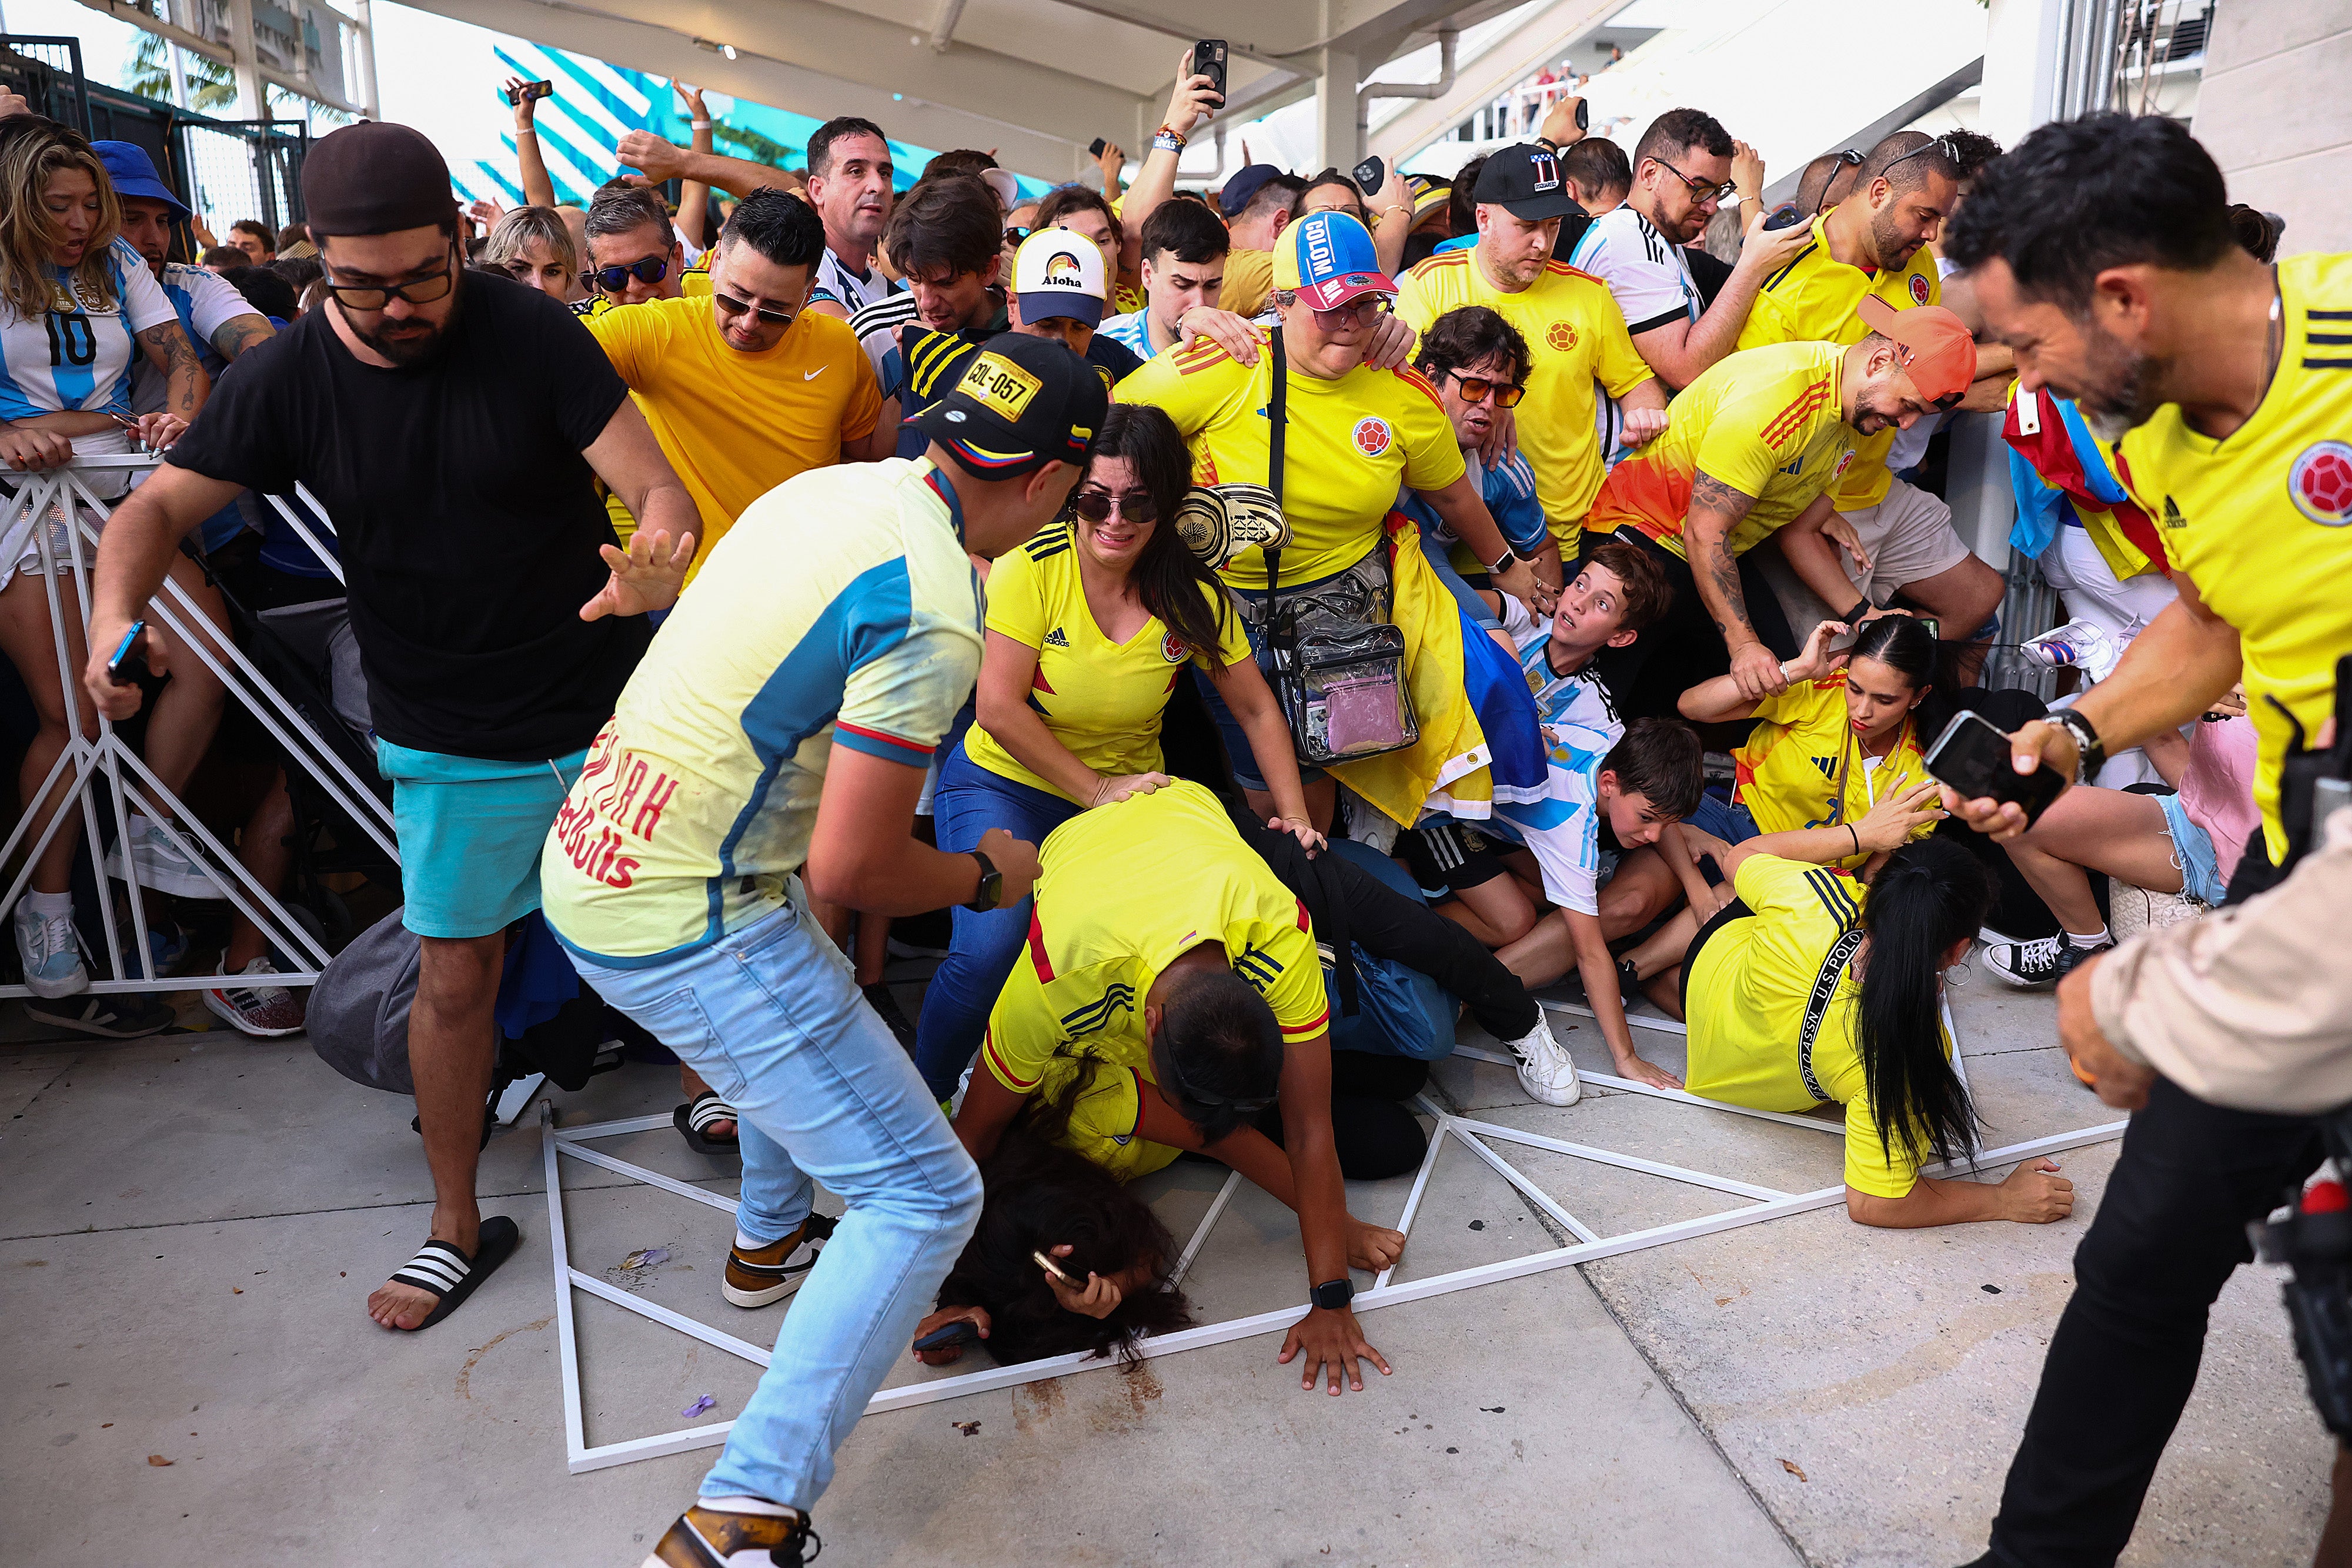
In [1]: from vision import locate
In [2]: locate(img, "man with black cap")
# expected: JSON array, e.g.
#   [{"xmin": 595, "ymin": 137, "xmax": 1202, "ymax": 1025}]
[
  {"xmin": 1395, "ymin": 142, "xmax": 1667, "ymax": 564},
  {"xmin": 1216, "ymin": 163, "xmax": 1308, "ymax": 317},
  {"xmin": 83, "ymin": 121, "xmax": 701, "ymax": 1336},
  {"xmin": 539, "ymin": 332, "xmax": 1105, "ymax": 1568}
]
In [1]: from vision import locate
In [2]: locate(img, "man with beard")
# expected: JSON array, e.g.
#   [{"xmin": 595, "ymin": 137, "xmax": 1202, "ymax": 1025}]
[
  {"xmin": 81, "ymin": 121, "xmax": 700, "ymax": 1336},
  {"xmin": 1939, "ymin": 112, "xmax": 2352, "ymax": 1568},
  {"xmin": 1568, "ymin": 108, "xmax": 1812, "ymax": 390},
  {"xmin": 1738, "ymin": 131, "xmax": 2006, "ymax": 678}
]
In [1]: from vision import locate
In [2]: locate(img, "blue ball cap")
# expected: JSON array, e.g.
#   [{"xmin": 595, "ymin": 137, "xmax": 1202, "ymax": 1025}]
[
  {"xmin": 1274, "ymin": 209, "xmax": 1395, "ymax": 310},
  {"xmin": 91, "ymin": 141, "xmax": 192, "ymax": 222}
]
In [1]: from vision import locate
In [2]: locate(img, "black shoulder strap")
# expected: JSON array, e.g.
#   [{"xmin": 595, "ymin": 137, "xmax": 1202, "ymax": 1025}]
[{"xmin": 1266, "ymin": 325, "xmax": 1288, "ymax": 640}]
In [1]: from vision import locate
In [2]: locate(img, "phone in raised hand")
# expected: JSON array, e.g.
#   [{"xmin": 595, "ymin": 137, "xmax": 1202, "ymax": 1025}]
[
  {"xmin": 506, "ymin": 78, "xmax": 553, "ymax": 106},
  {"xmin": 1352, "ymin": 156, "xmax": 1385, "ymax": 198},
  {"xmin": 1191, "ymin": 40, "xmax": 1227, "ymax": 102}
]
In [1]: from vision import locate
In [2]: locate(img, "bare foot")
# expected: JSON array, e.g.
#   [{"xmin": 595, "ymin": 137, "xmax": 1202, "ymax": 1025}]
[{"xmin": 368, "ymin": 1209, "xmax": 478, "ymax": 1330}]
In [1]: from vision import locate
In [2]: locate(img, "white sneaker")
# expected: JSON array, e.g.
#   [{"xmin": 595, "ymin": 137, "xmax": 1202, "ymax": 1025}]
[
  {"xmin": 103, "ymin": 816, "xmax": 220, "ymax": 900},
  {"xmin": 12, "ymin": 899, "xmax": 88, "ymax": 999},
  {"xmin": 1503, "ymin": 1012, "xmax": 1581, "ymax": 1106}
]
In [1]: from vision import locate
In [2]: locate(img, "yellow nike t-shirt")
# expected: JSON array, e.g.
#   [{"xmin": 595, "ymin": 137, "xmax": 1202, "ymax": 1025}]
[
  {"xmin": 2115, "ymin": 250, "xmax": 2352, "ymax": 864},
  {"xmin": 1394, "ymin": 250, "xmax": 1656, "ymax": 555},
  {"xmin": 1735, "ymin": 210, "xmax": 1940, "ymax": 510},
  {"xmin": 1732, "ymin": 671, "xmax": 1932, "ymax": 871},
  {"xmin": 962, "ymin": 520, "xmax": 1251, "ymax": 802},
  {"xmin": 1684, "ymin": 854, "xmax": 1942, "ymax": 1198},
  {"xmin": 586, "ymin": 295, "xmax": 882, "ymax": 577},
  {"xmin": 982, "ymin": 781, "xmax": 1329, "ymax": 1109},
  {"xmin": 1120, "ymin": 330, "xmax": 1464, "ymax": 589},
  {"xmin": 1587, "ymin": 341, "xmax": 1855, "ymax": 560}
]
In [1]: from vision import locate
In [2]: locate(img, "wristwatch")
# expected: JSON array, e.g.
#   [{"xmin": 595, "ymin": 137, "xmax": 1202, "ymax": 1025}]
[
  {"xmin": 1488, "ymin": 548, "xmax": 1518, "ymax": 577},
  {"xmin": 964, "ymin": 850, "xmax": 1003, "ymax": 912},
  {"xmin": 2045, "ymin": 707, "xmax": 2106, "ymax": 783},
  {"xmin": 1309, "ymin": 1277, "xmax": 1355, "ymax": 1311}
]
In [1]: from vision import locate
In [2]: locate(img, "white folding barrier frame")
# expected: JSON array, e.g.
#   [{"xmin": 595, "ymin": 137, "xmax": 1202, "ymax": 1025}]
[
  {"xmin": 537, "ymin": 1052, "xmax": 2128, "ymax": 1474},
  {"xmin": 0, "ymin": 458, "xmax": 393, "ymax": 997}
]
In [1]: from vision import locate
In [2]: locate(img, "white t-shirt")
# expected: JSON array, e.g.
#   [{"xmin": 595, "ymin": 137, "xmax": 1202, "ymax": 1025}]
[
  {"xmin": 1568, "ymin": 206, "xmax": 1701, "ymax": 338},
  {"xmin": 813, "ymin": 246, "xmax": 898, "ymax": 316},
  {"xmin": 133, "ymin": 260, "xmax": 253, "ymax": 413}
]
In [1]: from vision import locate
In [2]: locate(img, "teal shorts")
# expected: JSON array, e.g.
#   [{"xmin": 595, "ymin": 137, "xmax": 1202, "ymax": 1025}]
[{"xmin": 378, "ymin": 739, "xmax": 588, "ymax": 940}]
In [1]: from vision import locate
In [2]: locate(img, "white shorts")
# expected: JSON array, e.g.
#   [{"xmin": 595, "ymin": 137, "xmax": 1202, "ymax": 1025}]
[
  {"xmin": 1835, "ymin": 479, "xmax": 1975, "ymax": 603},
  {"xmin": 2038, "ymin": 522, "xmax": 2177, "ymax": 644}
]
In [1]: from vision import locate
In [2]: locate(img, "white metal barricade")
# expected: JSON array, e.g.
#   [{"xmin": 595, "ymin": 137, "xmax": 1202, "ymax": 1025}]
[{"xmin": 0, "ymin": 456, "xmax": 397, "ymax": 998}]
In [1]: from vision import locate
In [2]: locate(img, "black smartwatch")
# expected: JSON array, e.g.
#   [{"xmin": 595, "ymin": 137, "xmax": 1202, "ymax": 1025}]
[
  {"xmin": 1309, "ymin": 1277, "xmax": 1355, "ymax": 1311},
  {"xmin": 1842, "ymin": 597, "xmax": 1874, "ymax": 626},
  {"xmin": 964, "ymin": 850, "xmax": 1003, "ymax": 912},
  {"xmin": 2045, "ymin": 707, "xmax": 2106, "ymax": 784}
]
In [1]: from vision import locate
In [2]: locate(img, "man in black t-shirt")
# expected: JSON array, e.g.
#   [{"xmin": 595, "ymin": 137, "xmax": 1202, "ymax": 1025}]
[{"xmin": 83, "ymin": 122, "xmax": 700, "ymax": 1336}]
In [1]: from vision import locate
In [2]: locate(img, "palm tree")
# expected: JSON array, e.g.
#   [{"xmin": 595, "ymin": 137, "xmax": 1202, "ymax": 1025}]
[{"xmin": 126, "ymin": 31, "xmax": 238, "ymax": 113}]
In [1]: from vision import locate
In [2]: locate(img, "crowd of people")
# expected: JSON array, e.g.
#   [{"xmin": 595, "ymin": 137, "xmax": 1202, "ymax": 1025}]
[{"xmin": 0, "ymin": 54, "xmax": 2339, "ymax": 1568}]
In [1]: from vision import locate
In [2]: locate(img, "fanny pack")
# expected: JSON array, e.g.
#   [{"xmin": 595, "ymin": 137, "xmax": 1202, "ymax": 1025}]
[{"xmin": 1262, "ymin": 326, "xmax": 1418, "ymax": 768}]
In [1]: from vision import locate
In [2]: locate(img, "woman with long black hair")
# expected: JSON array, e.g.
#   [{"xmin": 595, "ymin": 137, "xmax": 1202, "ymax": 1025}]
[
  {"xmin": 911, "ymin": 403, "xmax": 1321, "ymax": 1104},
  {"xmin": 1668, "ymin": 834, "xmax": 2077, "ymax": 1227}
]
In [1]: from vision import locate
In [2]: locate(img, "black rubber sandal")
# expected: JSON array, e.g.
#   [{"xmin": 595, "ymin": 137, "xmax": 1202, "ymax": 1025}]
[
  {"xmin": 386, "ymin": 1215, "xmax": 520, "ymax": 1332},
  {"xmin": 674, "ymin": 1091, "xmax": 741, "ymax": 1154}
]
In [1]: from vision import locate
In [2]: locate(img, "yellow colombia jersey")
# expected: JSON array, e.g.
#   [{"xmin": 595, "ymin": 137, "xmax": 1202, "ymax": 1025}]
[
  {"xmin": 585, "ymin": 295, "xmax": 882, "ymax": 579},
  {"xmin": 1588, "ymin": 341, "xmax": 1856, "ymax": 560},
  {"xmin": 1393, "ymin": 250, "xmax": 1655, "ymax": 554},
  {"xmin": 1030, "ymin": 1056, "xmax": 1185, "ymax": 1182},
  {"xmin": 1120, "ymin": 330, "xmax": 1464, "ymax": 589},
  {"xmin": 2116, "ymin": 250, "xmax": 2352, "ymax": 863},
  {"xmin": 981, "ymin": 781, "xmax": 1330, "ymax": 1113},
  {"xmin": 962, "ymin": 520, "xmax": 1252, "ymax": 802},
  {"xmin": 1735, "ymin": 209, "xmax": 1939, "ymax": 510},
  {"xmin": 1683, "ymin": 854, "xmax": 1943, "ymax": 1198},
  {"xmin": 1218, "ymin": 248, "xmax": 1274, "ymax": 317},
  {"xmin": 1732, "ymin": 670, "xmax": 1932, "ymax": 871}
]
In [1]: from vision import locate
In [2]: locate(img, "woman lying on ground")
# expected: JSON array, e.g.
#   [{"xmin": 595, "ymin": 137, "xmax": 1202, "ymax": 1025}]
[{"xmin": 1624, "ymin": 833, "xmax": 2075, "ymax": 1229}]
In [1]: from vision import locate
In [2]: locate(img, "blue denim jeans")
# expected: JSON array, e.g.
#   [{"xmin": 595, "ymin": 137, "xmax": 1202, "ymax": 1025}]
[
  {"xmin": 1688, "ymin": 786, "xmax": 1759, "ymax": 848},
  {"xmin": 570, "ymin": 902, "xmax": 982, "ymax": 1511},
  {"xmin": 913, "ymin": 743, "xmax": 1083, "ymax": 1100}
]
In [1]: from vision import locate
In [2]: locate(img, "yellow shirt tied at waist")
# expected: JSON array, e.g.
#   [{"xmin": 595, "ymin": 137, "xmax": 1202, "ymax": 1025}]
[
  {"xmin": 1588, "ymin": 341, "xmax": 1856, "ymax": 560},
  {"xmin": 981, "ymin": 781, "xmax": 1330, "ymax": 1120},
  {"xmin": 961, "ymin": 519, "xmax": 1251, "ymax": 803},
  {"xmin": 2114, "ymin": 250, "xmax": 2352, "ymax": 864},
  {"xmin": 1393, "ymin": 250, "xmax": 1656, "ymax": 555},
  {"xmin": 1684, "ymin": 854, "xmax": 1943, "ymax": 1198},
  {"xmin": 1733, "ymin": 670, "xmax": 1932, "ymax": 871},
  {"xmin": 1120, "ymin": 329, "xmax": 1464, "ymax": 589},
  {"xmin": 1735, "ymin": 210, "xmax": 1939, "ymax": 510},
  {"xmin": 584, "ymin": 295, "xmax": 883, "ymax": 577}
]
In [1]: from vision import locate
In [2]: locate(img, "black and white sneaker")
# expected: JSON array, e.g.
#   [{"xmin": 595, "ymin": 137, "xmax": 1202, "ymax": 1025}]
[
  {"xmin": 24, "ymin": 991, "xmax": 175, "ymax": 1038},
  {"xmin": 1983, "ymin": 934, "xmax": 2110, "ymax": 989}
]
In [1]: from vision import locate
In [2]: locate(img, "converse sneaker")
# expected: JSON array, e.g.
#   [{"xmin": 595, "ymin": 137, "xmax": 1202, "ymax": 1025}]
[
  {"xmin": 12, "ymin": 898, "xmax": 86, "ymax": 998},
  {"xmin": 203, "ymin": 954, "xmax": 306, "ymax": 1037},
  {"xmin": 103, "ymin": 815, "xmax": 220, "ymax": 900},
  {"xmin": 722, "ymin": 1213, "xmax": 837, "ymax": 1308},
  {"xmin": 1983, "ymin": 934, "xmax": 2110, "ymax": 989},
  {"xmin": 1503, "ymin": 1012, "xmax": 1581, "ymax": 1106}
]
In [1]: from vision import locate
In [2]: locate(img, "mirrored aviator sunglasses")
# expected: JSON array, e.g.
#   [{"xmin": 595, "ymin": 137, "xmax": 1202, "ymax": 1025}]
[{"xmin": 594, "ymin": 255, "xmax": 670, "ymax": 293}]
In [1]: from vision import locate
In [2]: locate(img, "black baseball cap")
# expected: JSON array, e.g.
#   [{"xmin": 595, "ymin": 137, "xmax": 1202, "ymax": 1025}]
[
  {"xmin": 913, "ymin": 332, "xmax": 1107, "ymax": 480},
  {"xmin": 1472, "ymin": 142, "xmax": 1586, "ymax": 222}
]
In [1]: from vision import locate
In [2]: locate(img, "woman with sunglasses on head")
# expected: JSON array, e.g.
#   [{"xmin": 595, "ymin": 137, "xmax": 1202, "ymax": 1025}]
[
  {"xmin": 912, "ymin": 403, "xmax": 1318, "ymax": 1105},
  {"xmin": 1122, "ymin": 211, "xmax": 1536, "ymax": 831}
]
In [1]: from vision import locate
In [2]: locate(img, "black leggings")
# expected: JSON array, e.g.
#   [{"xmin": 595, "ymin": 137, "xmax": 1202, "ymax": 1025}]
[{"xmin": 1252, "ymin": 1053, "xmax": 1432, "ymax": 1181}]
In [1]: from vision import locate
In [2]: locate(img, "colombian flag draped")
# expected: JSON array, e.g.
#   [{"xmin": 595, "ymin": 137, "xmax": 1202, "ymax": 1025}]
[{"xmin": 2003, "ymin": 384, "xmax": 2170, "ymax": 582}]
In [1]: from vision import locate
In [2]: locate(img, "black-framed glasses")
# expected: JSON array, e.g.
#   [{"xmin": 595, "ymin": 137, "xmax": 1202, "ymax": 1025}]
[
  {"xmin": 1648, "ymin": 155, "xmax": 1736, "ymax": 204},
  {"xmin": 323, "ymin": 246, "xmax": 458, "ymax": 311},
  {"xmin": 1070, "ymin": 487, "xmax": 1158, "ymax": 523},
  {"xmin": 594, "ymin": 254, "xmax": 670, "ymax": 293},
  {"xmin": 713, "ymin": 289, "xmax": 798, "ymax": 327},
  {"xmin": 1441, "ymin": 369, "xmax": 1525, "ymax": 408}
]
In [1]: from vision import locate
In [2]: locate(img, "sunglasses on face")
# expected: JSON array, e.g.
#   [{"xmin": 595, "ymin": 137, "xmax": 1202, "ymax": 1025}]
[
  {"xmin": 1070, "ymin": 487, "xmax": 1158, "ymax": 523},
  {"xmin": 1649, "ymin": 155, "xmax": 1736, "ymax": 204},
  {"xmin": 1003, "ymin": 225, "xmax": 1033, "ymax": 245},
  {"xmin": 594, "ymin": 254, "xmax": 670, "ymax": 293},
  {"xmin": 323, "ymin": 247, "xmax": 457, "ymax": 311},
  {"xmin": 1442, "ymin": 369, "xmax": 1525, "ymax": 408},
  {"xmin": 713, "ymin": 289, "xmax": 797, "ymax": 327}
]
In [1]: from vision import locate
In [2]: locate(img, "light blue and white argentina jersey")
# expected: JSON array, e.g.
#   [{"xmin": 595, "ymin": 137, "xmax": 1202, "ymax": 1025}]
[
  {"xmin": 132, "ymin": 261, "xmax": 251, "ymax": 413},
  {"xmin": 1483, "ymin": 593, "xmax": 1625, "ymax": 915},
  {"xmin": 1, "ymin": 239, "xmax": 178, "ymax": 422}
]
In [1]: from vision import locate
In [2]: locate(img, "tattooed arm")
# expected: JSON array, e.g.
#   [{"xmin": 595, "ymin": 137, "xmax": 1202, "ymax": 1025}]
[
  {"xmin": 211, "ymin": 312, "xmax": 276, "ymax": 363},
  {"xmin": 1685, "ymin": 469, "xmax": 1788, "ymax": 701},
  {"xmin": 133, "ymin": 319, "xmax": 208, "ymax": 447}
]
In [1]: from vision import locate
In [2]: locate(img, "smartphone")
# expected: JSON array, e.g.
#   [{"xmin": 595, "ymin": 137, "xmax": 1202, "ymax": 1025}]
[
  {"xmin": 1088, "ymin": 136, "xmax": 1107, "ymax": 158},
  {"xmin": 912, "ymin": 1320, "xmax": 981, "ymax": 1352},
  {"xmin": 1351, "ymin": 155, "xmax": 1385, "ymax": 198},
  {"xmin": 1763, "ymin": 203, "xmax": 1807, "ymax": 231},
  {"xmin": 1031, "ymin": 1248, "xmax": 1078, "ymax": 1286},
  {"xmin": 1923, "ymin": 710, "xmax": 2069, "ymax": 825},
  {"xmin": 1191, "ymin": 39, "xmax": 1227, "ymax": 102},
  {"xmin": 505, "ymin": 78, "xmax": 553, "ymax": 106},
  {"xmin": 105, "ymin": 620, "xmax": 149, "ymax": 686},
  {"xmin": 1913, "ymin": 616, "xmax": 1939, "ymax": 641},
  {"xmin": 1575, "ymin": 97, "xmax": 1589, "ymax": 132}
]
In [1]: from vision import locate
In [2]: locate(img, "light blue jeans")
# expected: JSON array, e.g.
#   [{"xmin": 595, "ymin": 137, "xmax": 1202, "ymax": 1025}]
[{"xmin": 570, "ymin": 901, "xmax": 983, "ymax": 1510}]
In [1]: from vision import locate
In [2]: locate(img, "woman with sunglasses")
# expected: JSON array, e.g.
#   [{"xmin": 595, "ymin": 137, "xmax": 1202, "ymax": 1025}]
[{"xmin": 912, "ymin": 403, "xmax": 1319, "ymax": 1105}]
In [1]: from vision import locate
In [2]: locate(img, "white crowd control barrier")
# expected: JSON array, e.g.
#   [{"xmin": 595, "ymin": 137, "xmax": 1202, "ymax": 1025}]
[{"xmin": 0, "ymin": 455, "xmax": 398, "ymax": 999}]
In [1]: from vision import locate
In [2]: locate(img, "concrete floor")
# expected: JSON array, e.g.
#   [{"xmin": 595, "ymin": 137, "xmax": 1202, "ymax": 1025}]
[{"xmin": 0, "ymin": 960, "xmax": 2332, "ymax": 1567}]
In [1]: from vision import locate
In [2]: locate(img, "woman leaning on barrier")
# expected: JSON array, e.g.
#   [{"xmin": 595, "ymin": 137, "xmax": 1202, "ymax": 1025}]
[{"xmin": 0, "ymin": 114, "xmax": 229, "ymax": 1028}]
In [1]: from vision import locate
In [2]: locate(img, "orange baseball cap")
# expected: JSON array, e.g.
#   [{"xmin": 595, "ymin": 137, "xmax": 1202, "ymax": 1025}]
[{"xmin": 1856, "ymin": 296, "xmax": 1976, "ymax": 404}]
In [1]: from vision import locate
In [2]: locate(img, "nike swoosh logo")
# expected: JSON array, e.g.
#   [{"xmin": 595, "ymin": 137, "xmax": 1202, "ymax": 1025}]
[{"xmin": 804, "ymin": 366, "xmax": 828, "ymax": 380}]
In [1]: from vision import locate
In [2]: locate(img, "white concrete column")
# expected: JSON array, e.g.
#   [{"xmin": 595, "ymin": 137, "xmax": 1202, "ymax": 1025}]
[
  {"xmin": 220, "ymin": 0, "xmax": 266, "ymax": 119},
  {"xmin": 1977, "ymin": 0, "xmax": 2067, "ymax": 145},
  {"xmin": 2195, "ymin": 0, "xmax": 2352, "ymax": 254},
  {"xmin": 1315, "ymin": 45, "xmax": 1360, "ymax": 172}
]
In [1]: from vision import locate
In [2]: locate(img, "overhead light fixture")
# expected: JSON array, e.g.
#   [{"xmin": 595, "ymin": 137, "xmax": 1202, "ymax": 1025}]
[
  {"xmin": 690, "ymin": 36, "xmax": 736, "ymax": 59},
  {"xmin": 721, "ymin": 43, "xmax": 737, "ymax": 59}
]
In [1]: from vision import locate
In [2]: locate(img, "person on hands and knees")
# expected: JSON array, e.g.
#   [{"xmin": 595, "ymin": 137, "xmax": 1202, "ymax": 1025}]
[
  {"xmin": 952, "ymin": 781, "xmax": 1399, "ymax": 1398},
  {"xmin": 81, "ymin": 122, "xmax": 699, "ymax": 1332},
  {"xmin": 542, "ymin": 334, "xmax": 1104, "ymax": 1568}
]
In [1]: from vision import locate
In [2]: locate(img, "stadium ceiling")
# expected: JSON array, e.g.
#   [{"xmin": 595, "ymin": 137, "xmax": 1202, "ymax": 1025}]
[{"xmin": 392, "ymin": 0, "xmax": 1538, "ymax": 181}]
